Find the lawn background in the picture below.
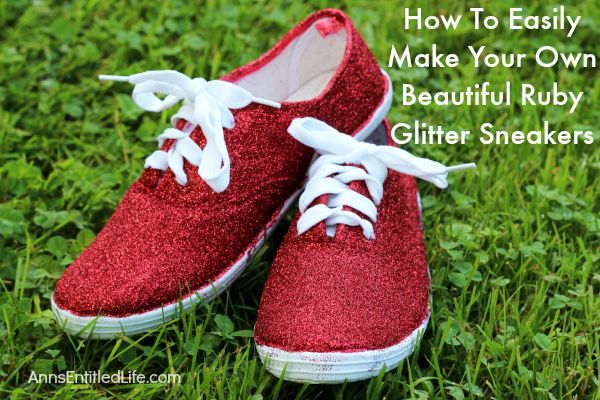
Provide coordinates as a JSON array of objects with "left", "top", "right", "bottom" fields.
[{"left": 0, "top": 0, "right": 598, "bottom": 399}]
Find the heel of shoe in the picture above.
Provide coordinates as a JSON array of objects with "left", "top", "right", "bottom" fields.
[{"left": 353, "top": 69, "right": 392, "bottom": 142}]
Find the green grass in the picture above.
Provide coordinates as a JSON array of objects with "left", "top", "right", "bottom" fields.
[{"left": 0, "top": 0, "right": 598, "bottom": 398}]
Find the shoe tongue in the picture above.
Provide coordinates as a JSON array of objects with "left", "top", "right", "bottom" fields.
[
  {"left": 158, "top": 119, "right": 207, "bottom": 152},
  {"left": 320, "top": 164, "right": 374, "bottom": 238},
  {"left": 344, "top": 166, "right": 372, "bottom": 220},
  {"left": 315, "top": 17, "right": 344, "bottom": 37},
  {"left": 140, "top": 119, "right": 208, "bottom": 190}
]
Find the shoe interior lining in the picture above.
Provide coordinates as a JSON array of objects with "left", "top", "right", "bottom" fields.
[{"left": 234, "top": 19, "right": 347, "bottom": 102}]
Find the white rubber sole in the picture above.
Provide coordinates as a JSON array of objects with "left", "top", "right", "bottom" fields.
[
  {"left": 257, "top": 190, "right": 428, "bottom": 383},
  {"left": 51, "top": 71, "right": 393, "bottom": 339},
  {"left": 256, "top": 317, "right": 429, "bottom": 383}
]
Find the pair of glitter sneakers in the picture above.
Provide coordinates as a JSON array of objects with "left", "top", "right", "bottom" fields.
[{"left": 51, "top": 9, "right": 475, "bottom": 383}]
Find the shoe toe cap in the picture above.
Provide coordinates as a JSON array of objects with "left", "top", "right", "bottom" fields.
[
  {"left": 52, "top": 190, "right": 224, "bottom": 317},
  {"left": 254, "top": 239, "right": 430, "bottom": 353}
]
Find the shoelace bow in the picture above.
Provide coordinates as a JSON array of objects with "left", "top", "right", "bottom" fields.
[
  {"left": 100, "top": 70, "right": 281, "bottom": 192},
  {"left": 288, "top": 118, "right": 476, "bottom": 239}
]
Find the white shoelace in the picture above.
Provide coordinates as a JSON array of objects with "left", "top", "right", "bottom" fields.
[
  {"left": 288, "top": 118, "right": 476, "bottom": 239},
  {"left": 99, "top": 70, "right": 281, "bottom": 192}
]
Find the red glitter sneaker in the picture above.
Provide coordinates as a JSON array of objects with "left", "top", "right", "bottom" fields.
[
  {"left": 52, "top": 9, "right": 392, "bottom": 338},
  {"left": 254, "top": 118, "right": 475, "bottom": 383}
]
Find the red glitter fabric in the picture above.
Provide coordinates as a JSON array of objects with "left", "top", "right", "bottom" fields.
[
  {"left": 53, "top": 9, "right": 387, "bottom": 317},
  {"left": 254, "top": 120, "right": 431, "bottom": 352}
]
